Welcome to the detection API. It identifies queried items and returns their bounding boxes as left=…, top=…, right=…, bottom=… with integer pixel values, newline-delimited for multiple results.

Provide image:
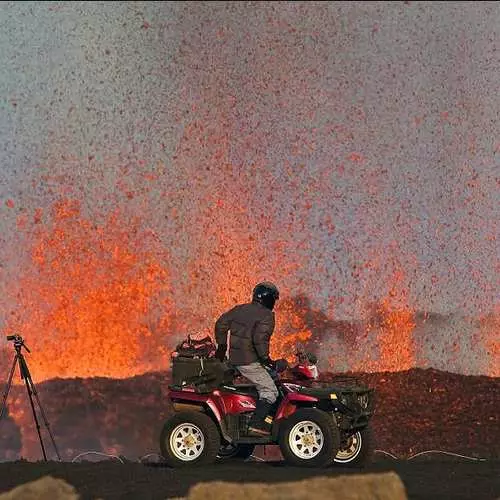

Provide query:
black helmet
left=252, top=281, right=280, bottom=310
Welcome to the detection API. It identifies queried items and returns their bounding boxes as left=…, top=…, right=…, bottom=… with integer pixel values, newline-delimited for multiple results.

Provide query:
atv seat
left=220, top=384, right=259, bottom=398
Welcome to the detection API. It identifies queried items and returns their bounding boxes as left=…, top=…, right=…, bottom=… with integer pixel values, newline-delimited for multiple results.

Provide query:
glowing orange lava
left=271, top=298, right=313, bottom=362
left=365, top=270, right=416, bottom=372
left=3, top=199, right=172, bottom=382
left=372, top=298, right=416, bottom=372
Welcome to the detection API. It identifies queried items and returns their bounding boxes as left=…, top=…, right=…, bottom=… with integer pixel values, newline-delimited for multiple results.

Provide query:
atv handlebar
left=295, top=350, right=318, bottom=365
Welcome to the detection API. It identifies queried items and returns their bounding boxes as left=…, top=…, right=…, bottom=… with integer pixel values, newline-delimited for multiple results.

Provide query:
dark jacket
left=215, top=302, right=275, bottom=366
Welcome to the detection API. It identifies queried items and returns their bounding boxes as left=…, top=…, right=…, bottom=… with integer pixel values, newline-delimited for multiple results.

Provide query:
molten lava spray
left=1, top=0, right=499, bottom=386
left=4, top=199, right=172, bottom=381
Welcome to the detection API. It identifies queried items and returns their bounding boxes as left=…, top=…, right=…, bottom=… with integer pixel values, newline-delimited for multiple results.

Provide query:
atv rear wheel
left=217, top=443, right=255, bottom=460
left=334, top=427, right=373, bottom=466
left=279, top=408, right=340, bottom=467
left=160, top=411, right=220, bottom=467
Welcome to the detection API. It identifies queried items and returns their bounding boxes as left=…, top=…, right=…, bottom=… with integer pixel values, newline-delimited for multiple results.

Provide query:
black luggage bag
left=171, top=335, right=232, bottom=392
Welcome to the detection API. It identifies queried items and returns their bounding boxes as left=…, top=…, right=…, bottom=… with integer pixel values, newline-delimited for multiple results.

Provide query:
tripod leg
left=23, top=374, right=48, bottom=461
left=27, top=378, right=62, bottom=461
left=0, top=356, right=18, bottom=421
left=19, top=355, right=61, bottom=461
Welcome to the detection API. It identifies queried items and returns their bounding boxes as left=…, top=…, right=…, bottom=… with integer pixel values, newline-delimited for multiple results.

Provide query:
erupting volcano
left=0, top=0, right=499, bottom=463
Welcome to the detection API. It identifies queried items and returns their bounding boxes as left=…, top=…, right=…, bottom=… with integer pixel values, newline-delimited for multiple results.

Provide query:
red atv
left=160, top=336, right=374, bottom=468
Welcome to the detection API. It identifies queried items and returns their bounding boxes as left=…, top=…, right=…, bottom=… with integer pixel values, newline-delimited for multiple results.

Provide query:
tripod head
left=6, top=335, right=30, bottom=353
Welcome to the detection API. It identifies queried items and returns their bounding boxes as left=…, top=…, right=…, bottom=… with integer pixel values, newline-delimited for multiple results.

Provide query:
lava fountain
left=3, top=199, right=173, bottom=381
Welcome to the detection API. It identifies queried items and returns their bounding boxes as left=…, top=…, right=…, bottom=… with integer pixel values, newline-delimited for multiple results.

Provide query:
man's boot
left=247, top=399, right=274, bottom=436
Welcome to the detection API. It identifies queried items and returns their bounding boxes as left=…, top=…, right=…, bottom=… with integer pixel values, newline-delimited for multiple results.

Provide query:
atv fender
left=272, top=393, right=319, bottom=440
left=169, top=390, right=233, bottom=443
left=275, top=393, right=319, bottom=420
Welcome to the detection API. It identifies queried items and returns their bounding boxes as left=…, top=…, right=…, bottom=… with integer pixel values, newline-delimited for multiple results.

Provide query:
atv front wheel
left=217, top=443, right=255, bottom=461
left=334, top=427, right=373, bottom=466
left=279, top=408, right=340, bottom=467
left=160, top=411, right=220, bottom=467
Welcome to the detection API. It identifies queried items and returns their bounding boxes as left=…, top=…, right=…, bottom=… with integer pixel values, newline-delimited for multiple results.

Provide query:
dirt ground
left=0, top=368, right=498, bottom=499
left=0, top=458, right=498, bottom=500
left=2, top=368, right=499, bottom=462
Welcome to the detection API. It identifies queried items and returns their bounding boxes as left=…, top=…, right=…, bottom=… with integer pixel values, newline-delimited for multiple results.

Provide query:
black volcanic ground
left=0, top=368, right=498, bottom=462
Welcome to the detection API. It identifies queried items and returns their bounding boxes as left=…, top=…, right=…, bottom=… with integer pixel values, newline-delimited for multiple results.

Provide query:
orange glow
left=478, top=310, right=500, bottom=377
left=271, top=299, right=312, bottom=362
left=372, top=298, right=416, bottom=371
left=3, top=199, right=172, bottom=382
left=365, top=270, right=416, bottom=372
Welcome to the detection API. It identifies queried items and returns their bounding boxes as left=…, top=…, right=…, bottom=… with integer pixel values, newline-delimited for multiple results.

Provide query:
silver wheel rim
left=288, top=420, right=324, bottom=459
left=335, top=432, right=362, bottom=462
left=169, top=423, right=205, bottom=461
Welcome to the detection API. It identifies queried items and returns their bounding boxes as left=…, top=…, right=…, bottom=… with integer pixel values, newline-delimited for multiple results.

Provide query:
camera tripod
left=0, top=335, right=61, bottom=461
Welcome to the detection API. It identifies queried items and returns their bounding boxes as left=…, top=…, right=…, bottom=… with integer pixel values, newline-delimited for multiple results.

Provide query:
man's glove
left=215, top=344, right=227, bottom=362
left=306, top=352, right=318, bottom=364
left=274, top=358, right=289, bottom=373
left=261, top=357, right=275, bottom=370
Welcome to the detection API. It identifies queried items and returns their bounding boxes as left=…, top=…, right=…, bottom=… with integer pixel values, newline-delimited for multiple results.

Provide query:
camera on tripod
left=1, top=334, right=60, bottom=461
left=6, top=334, right=22, bottom=342
left=6, top=334, right=28, bottom=352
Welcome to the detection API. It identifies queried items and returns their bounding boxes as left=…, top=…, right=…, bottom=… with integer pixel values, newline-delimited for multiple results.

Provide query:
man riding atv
left=214, top=281, right=280, bottom=436
left=161, top=282, right=374, bottom=468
